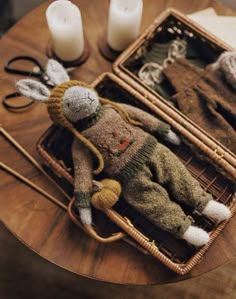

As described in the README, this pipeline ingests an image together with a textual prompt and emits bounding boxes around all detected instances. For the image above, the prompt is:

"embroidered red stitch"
[118,138,131,151]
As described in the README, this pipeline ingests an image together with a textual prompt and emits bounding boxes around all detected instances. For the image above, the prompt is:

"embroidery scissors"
[3,56,54,110]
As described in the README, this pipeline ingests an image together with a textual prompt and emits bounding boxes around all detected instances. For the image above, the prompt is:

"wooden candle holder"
[97,34,122,62]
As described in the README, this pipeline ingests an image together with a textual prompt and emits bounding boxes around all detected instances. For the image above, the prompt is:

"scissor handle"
[4,56,45,77]
[2,92,34,111]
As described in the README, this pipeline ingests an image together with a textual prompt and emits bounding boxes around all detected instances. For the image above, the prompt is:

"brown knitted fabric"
[122,142,212,237]
[163,58,236,154]
[120,104,170,137]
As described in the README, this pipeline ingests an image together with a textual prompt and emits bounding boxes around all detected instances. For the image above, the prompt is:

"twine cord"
[138,39,187,87]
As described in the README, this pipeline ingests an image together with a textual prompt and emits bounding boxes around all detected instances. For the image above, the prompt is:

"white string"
[138,39,187,87]
[138,62,164,86]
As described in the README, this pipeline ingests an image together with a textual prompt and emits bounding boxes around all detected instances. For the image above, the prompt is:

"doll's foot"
[202,200,231,223]
[182,225,209,247]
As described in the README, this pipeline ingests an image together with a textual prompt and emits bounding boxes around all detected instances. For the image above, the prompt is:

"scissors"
[3,56,55,111]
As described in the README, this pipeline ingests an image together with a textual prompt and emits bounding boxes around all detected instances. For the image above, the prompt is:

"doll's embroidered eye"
[67,102,70,107]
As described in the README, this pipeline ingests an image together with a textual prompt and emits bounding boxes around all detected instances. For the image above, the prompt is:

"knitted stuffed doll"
[16,59,231,247]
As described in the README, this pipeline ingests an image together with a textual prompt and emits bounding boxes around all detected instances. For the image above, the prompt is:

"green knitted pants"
[122,142,212,238]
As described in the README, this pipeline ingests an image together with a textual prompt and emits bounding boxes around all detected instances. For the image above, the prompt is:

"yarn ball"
[91,179,121,210]
[218,51,236,90]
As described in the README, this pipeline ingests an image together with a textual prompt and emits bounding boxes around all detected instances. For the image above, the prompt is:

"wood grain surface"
[0,0,235,285]
[0,222,235,299]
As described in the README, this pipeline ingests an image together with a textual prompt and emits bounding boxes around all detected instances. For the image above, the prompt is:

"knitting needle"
[0,125,71,200]
[0,162,67,210]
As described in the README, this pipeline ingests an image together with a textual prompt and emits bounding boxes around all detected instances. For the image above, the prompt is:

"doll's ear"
[46,59,70,85]
[16,79,50,102]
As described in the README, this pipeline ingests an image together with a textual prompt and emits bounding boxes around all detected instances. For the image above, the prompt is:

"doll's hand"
[78,207,92,225]
[164,129,181,145]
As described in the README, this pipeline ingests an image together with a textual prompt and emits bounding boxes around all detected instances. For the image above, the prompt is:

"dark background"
[1,0,236,37]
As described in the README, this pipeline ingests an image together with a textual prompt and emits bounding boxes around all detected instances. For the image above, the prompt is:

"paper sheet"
[188,8,236,49]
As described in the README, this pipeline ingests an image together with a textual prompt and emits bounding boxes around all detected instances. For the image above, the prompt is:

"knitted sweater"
[163,58,236,153]
[72,103,170,208]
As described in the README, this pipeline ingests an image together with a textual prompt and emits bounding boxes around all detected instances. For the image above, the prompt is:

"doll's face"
[63,86,99,123]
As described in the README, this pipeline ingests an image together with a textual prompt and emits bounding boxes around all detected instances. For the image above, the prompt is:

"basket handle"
[67,199,126,243]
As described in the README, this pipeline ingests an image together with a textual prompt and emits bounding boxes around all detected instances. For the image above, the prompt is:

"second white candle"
[107,0,143,52]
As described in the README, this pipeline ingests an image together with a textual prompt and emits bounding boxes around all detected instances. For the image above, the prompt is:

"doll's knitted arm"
[119,103,181,145]
[72,138,93,224]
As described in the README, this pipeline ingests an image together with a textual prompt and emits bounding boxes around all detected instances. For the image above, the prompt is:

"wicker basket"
[37,72,236,275]
[113,8,236,178]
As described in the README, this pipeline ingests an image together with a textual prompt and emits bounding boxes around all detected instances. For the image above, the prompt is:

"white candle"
[46,0,84,61]
[107,0,143,52]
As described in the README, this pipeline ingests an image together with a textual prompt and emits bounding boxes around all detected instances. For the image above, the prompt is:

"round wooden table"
[0,0,235,286]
